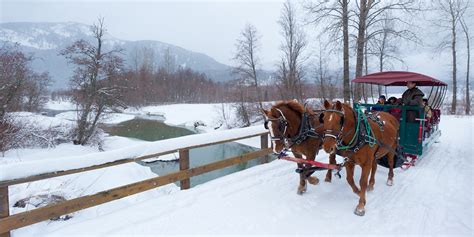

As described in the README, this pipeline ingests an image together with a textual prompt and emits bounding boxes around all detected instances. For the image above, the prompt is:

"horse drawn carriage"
[352,71,447,169]
[263,71,447,216]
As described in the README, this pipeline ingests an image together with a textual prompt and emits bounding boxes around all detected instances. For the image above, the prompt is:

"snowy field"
[4,108,473,235]
[44,101,240,131]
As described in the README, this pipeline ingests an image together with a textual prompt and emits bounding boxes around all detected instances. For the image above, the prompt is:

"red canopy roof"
[352,71,447,86]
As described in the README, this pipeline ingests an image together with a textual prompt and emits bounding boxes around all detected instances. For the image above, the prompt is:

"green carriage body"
[355,103,425,156]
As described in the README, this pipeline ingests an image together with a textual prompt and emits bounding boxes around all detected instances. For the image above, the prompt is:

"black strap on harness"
[289,112,323,146]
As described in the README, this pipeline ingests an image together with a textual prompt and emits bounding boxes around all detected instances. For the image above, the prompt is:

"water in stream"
[104,118,271,187]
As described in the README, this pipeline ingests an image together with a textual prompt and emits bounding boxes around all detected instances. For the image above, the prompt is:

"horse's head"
[320,100,345,154]
[262,101,303,154]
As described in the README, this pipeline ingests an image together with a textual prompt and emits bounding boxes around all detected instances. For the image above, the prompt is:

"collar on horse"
[264,108,323,149]
[323,105,377,153]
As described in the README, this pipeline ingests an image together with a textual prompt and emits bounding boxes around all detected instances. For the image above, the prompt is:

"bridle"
[264,108,289,142]
[321,109,346,141]
[264,107,323,149]
[321,108,359,150]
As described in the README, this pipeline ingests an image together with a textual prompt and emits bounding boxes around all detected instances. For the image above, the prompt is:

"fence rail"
[0,129,270,237]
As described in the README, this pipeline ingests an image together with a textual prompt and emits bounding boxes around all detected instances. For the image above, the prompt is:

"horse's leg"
[295,153,307,195]
[386,152,395,186]
[368,156,377,191]
[325,153,337,182]
[354,160,372,216]
[345,161,360,195]
[306,150,319,186]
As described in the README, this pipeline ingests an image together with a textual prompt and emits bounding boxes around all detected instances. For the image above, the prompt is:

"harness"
[323,106,377,153]
[263,105,355,179]
[323,105,403,159]
[264,108,323,149]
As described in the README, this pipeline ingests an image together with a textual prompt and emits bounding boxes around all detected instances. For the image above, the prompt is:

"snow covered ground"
[45,100,239,131]
[6,114,473,236]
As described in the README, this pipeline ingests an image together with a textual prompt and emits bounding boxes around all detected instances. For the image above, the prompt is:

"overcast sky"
[1,0,472,83]
[1,0,287,69]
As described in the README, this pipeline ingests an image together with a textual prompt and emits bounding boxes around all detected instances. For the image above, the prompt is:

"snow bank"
[11,115,472,236]
[45,100,76,111]
[124,103,240,131]
[0,125,267,181]
[100,113,136,124]
[54,111,136,125]
[12,112,74,128]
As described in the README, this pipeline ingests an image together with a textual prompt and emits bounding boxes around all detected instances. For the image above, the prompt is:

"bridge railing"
[0,126,271,237]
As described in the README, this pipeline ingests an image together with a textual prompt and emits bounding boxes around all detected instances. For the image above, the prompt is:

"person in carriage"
[377,95,386,105]
[423,98,432,120]
[402,81,424,106]
[387,96,398,105]
[402,81,424,122]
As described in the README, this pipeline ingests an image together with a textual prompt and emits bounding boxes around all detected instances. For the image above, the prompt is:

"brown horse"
[320,100,399,216]
[262,100,337,195]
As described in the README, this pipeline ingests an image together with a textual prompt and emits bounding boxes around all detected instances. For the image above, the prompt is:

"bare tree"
[366,11,412,96]
[278,0,307,102]
[61,18,125,145]
[352,0,418,100]
[0,44,51,116]
[433,0,468,114]
[314,38,332,102]
[460,17,471,115]
[0,44,30,119]
[233,24,263,111]
[23,72,51,112]
[305,0,351,102]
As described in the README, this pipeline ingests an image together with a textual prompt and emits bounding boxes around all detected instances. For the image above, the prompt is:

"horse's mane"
[274,100,307,115]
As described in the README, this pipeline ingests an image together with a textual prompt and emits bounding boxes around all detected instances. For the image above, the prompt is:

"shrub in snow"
[232,102,263,128]
[0,114,77,156]
[0,115,20,156]
[14,194,73,221]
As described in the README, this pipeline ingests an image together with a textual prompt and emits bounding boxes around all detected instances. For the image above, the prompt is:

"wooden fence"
[0,130,271,237]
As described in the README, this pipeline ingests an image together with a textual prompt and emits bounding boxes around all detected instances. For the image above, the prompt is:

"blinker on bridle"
[263,108,289,142]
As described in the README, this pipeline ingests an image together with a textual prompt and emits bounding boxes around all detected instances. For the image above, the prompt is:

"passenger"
[377,95,386,105]
[402,81,424,106]
[402,81,424,122]
[423,98,432,119]
[387,97,398,105]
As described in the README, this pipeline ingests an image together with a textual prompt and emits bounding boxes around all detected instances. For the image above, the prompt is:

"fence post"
[179,149,190,190]
[0,186,10,237]
[260,134,269,163]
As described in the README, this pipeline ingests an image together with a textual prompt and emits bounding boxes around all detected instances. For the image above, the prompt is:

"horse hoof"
[308,177,319,185]
[367,185,374,192]
[354,208,365,216]
[324,177,332,183]
[297,186,306,195]
[386,179,393,186]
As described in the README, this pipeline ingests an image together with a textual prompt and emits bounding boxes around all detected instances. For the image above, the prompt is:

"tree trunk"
[461,19,470,115]
[342,0,350,103]
[354,0,371,102]
[451,20,457,114]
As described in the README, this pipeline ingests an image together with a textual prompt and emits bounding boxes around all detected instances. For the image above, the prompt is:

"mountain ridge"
[0,21,234,89]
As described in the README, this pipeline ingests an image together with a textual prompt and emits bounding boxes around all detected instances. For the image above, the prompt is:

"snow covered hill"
[7,115,473,236]
[0,22,234,89]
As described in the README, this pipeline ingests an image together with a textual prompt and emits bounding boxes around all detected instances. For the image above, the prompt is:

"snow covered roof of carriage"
[352,71,448,86]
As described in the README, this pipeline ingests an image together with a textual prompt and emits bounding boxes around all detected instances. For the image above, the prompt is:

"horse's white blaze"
[268,121,278,153]
[328,113,334,123]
